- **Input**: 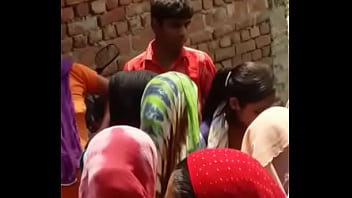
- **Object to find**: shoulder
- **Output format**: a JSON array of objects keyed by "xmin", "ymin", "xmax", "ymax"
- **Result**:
[
  {"xmin": 184, "ymin": 47, "xmax": 212, "ymax": 62},
  {"xmin": 124, "ymin": 52, "xmax": 147, "ymax": 70},
  {"xmin": 71, "ymin": 63, "xmax": 97, "ymax": 77},
  {"xmin": 184, "ymin": 47, "xmax": 216, "ymax": 74}
]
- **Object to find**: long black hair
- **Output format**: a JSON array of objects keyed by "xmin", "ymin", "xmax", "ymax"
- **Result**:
[
  {"xmin": 202, "ymin": 62, "xmax": 275, "ymax": 122},
  {"xmin": 172, "ymin": 158, "xmax": 196, "ymax": 198},
  {"xmin": 109, "ymin": 70, "xmax": 157, "ymax": 128}
]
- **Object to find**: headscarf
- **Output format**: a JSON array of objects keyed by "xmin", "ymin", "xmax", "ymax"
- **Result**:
[
  {"xmin": 61, "ymin": 58, "xmax": 82, "ymax": 185},
  {"xmin": 109, "ymin": 70, "xmax": 157, "ymax": 128},
  {"xmin": 140, "ymin": 71, "xmax": 200, "ymax": 196},
  {"xmin": 207, "ymin": 101, "xmax": 229, "ymax": 148},
  {"xmin": 187, "ymin": 148, "xmax": 286, "ymax": 198},
  {"xmin": 241, "ymin": 106, "xmax": 289, "ymax": 193},
  {"xmin": 79, "ymin": 125, "xmax": 158, "ymax": 198}
]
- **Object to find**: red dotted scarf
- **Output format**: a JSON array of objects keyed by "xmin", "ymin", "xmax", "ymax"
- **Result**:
[{"xmin": 187, "ymin": 148, "xmax": 286, "ymax": 198}]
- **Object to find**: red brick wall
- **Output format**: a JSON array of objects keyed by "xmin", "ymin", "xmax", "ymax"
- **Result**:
[{"xmin": 61, "ymin": 0, "xmax": 273, "ymax": 76}]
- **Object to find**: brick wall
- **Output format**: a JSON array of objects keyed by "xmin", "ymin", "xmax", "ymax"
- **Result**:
[
  {"xmin": 61, "ymin": 0, "xmax": 155, "ymax": 76},
  {"xmin": 61, "ymin": 0, "xmax": 288, "ymax": 101}
]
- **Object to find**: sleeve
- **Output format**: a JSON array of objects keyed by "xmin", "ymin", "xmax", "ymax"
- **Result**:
[
  {"xmin": 71, "ymin": 63, "xmax": 99, "ymax": 93},
  {"xmin": 200, "ymin": 53, "xmax": 217, "ymax": 101}
]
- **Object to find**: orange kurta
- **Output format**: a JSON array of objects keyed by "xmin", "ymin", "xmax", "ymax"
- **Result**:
[
  {"xmin": 69, "ymin": 63, "xmax": 99, "ymax": 149},
  {"xmin": 61, "ymin": 171, "xmax": 81, "ymax": 198}
]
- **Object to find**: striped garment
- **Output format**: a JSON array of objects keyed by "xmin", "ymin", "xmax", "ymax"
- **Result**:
[{"xmin": 140, "ymin": 71, "xmax": 200, "ymax": 197}]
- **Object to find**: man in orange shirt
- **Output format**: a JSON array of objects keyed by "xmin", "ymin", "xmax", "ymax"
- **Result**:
[{"xmin": 124, "ymin": 0, "xmax": 216, "ymax": 107}]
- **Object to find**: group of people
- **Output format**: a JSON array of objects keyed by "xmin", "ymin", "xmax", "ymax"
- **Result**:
[{"xmin": 61, "ymin": 0, "xmax": 289, "ymax": 198}]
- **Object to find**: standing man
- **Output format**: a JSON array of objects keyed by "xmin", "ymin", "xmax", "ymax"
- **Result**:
[{"xmin": 124, "ymin": 0, "xmax": 216, "ymax": 107}]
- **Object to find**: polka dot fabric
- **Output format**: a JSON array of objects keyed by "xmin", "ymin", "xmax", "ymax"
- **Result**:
[{"xmin": 187, "ymin": 148, "xmax": 286, "ymax": 198}]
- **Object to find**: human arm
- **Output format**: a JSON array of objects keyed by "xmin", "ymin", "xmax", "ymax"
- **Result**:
[{"xmin": 71, "ymin": 63, "xmax": 110, "ymax": 131}]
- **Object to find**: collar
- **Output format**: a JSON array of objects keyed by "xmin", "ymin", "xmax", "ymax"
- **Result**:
[{"xmin": 144, "ymin": 39, "xmax": 188, "ymax": 62}]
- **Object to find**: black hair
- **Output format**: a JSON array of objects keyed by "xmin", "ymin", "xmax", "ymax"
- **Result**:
[
  {"xmin": 173, "ymin": 158, "xmax": 196, "ymax": 198},
  {"xmin": 202, "ymin": 62, "xmax": 275, "ymax": 122},
  {"xmin": 85, "ymin": 94, "xmax": 107, "ymax": 133},
  {"xmin": 109, "ymin": 70, "xmax": 157, "ymax": 128},
  {"xmin": 151, "ymin": 0, "xmax": 194, "ymax": 23}
]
